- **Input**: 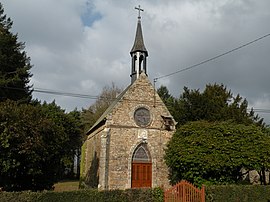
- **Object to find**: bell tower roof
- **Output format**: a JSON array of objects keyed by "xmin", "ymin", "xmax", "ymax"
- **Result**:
[
  {"xmin": 130, "ymin": 5, "xmax": 148, "ymax": 83},
  {"xmin": 130, "ymin": 6, "xmax": 148, "ymax": 56}
]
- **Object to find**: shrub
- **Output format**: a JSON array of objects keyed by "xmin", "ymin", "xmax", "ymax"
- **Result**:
[
  {"xmin": 206, "ymin": 185, "xmax": 270, "ymax": 202},
  {"xmin": 0, "ymin": 187, "xmax": 164, "ymax": 202}
]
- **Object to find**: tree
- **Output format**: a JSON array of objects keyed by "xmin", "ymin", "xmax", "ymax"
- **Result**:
[
  {"xmin": 82, "ymin": 83, "xmax": 122, "ymax": 132},
  {"xmin": 165, "ymin": 121, "xmax": 270, "ymax": 186},
  {"xmin": 157, "ymin": 85, "xmax": 177, "ymax": 116},
  {"xmin": 0, "ymin": 4, "xmax": 84, "ymax": 190},
  {"xmin": 0, "ymin": 100, "xmax": 84, "ymax": 191},
  {"xmin": 37, "ymin": 101, "xmax": 84, "ymax": 179},
  {"xmin": 158, "ymin": 83, "xmax": 264, "ymax": 126},
  {"xmin": 0, "ymin": 101, "xmax": 62, "ymax": 190},
  {"xmin": 67, "ymin": 109, "xmax": 85, "ymax": 178},
  {"xmin": 0, "ymin": 3, "xmax": 32, "ymax": 103}
]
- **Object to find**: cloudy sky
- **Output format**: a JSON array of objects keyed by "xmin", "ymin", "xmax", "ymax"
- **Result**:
[{"xmin": 2, "ymin": 0, "xmax": 270, "ymax": 123}]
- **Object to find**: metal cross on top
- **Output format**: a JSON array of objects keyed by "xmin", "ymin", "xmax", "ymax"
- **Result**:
[{"xmin": 135, "ymin": 5, "xmax": 144, "ymax": 19}]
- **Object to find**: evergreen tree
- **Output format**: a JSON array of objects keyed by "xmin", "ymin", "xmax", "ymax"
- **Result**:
[
  {"xmin": 157, "ymin": 85, "xmax": 177, "ymax": 115},
  {"xmin": 36, "ymin": 101, "xmax": 84, "ymax": 180},
  {"xmin": 0, "ymin": 100, "xmax": 61, "ymax": 191},
  {"xmin": 158, "ymin": 83, "xmax": 264, "ymax": 127},
  {"xmin": 0, "ymin": 100, "xmax": 84, "ymax": 191},
  {"xmin": 0, "ymin": 3, "xmax": 32, "ymax": 102}
]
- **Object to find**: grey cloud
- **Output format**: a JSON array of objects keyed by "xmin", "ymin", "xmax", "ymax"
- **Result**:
[{"xmin": 2, "ymin": 0, "xmax": 270, "ymax": 122}]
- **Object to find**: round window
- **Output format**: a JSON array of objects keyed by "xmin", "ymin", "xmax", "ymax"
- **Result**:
[{"xmin": 134, "ymin": 107, "xmax": 151, "ymax": 127}]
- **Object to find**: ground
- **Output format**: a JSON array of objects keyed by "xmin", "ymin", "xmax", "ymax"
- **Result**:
[{"xmin": 53, "ymin": 180, "xmax": 79, "ymax": 192}]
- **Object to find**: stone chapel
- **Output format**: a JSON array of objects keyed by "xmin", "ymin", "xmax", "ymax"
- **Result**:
[{"xmin": 81, "ymin": 7, "xmax": 176, "ymax": 190}]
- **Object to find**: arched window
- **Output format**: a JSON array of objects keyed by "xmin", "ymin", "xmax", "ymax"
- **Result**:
[
  {"xmin": 132, "ymin": 55, "xmax": 137, "ymax": 73},
  {"xmin": 139, "ymin": 55, "xmax": 144, "ymax": 73},
  {"xmin": 132, "ymin": 144, "xmax": 151, "ymax": 163}
]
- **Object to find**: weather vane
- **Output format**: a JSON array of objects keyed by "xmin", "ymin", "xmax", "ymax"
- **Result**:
[{"xmin": 135, "ymin": 5, "xmax": 144, "ymax": 19}]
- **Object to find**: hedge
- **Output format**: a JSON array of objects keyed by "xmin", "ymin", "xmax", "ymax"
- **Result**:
[
  {"xmin": 2, "ymin": 185, "xmax": 270, "ymax": 202},
  {"xmin": 0, "ymin": 187, "xmax": 163, "ymax": 202},
  {"xmin": 206, "ymin": 185, "xmax": 270, "ymax": 202}
]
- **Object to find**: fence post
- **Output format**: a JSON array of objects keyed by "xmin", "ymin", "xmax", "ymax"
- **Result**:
[
  {"xmin": 183, "ymin": 181, "xmax": 186, "ymax": 202},
  {"xmin": 201, "ymin": 185, "xmax": 205, "ymax": 202}
]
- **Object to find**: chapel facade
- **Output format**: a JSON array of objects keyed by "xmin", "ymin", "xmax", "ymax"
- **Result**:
[{"xmin": 80, "ymin": 7, "xmax": 176, "ymax": 190}]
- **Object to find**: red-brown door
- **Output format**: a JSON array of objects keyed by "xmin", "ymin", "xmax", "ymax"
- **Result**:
[{"xmin": 131, "ymin": 162, "xmax": 152, "ymax": 188}]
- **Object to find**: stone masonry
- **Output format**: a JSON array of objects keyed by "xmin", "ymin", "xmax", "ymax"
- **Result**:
[{"xmin": 82, "ymin": 73, "xmax": 176, "ymax": 190}]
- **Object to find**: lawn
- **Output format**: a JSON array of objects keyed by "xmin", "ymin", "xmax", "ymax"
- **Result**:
[{"xmin": 53, "ymin": 180, "xmax": 79, "ymax": 192}]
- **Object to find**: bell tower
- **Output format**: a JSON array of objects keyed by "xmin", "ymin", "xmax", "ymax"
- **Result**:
[{"xmin": 130, "ymin": 5, "xmax": 148, "ymax": 83}]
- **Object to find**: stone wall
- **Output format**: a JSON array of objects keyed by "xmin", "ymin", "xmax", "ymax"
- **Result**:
[
  {"xmin": 105, "ymin": 125, "xmax": 172, "ymax": 190},
  {"xmin": 83, "ymin": 129, "xmax": 102, "ymax": 188},
  {"xmin": 104, "ymin": 74, "xmax": 175, "ymax": 189},
  {"xmin": 83, "ymin": 73, "xmax": 176, "ymax": 190}
]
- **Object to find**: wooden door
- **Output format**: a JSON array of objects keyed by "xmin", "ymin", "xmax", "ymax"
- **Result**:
[{"xmin": 131, "ymin": 162, "xmax": 152, "ymax": 188}]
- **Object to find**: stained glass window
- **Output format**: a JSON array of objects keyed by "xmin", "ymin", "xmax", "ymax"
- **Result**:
[{"xmin": 132, "ymin": 144, "xmax": 151, "ymax": 162}]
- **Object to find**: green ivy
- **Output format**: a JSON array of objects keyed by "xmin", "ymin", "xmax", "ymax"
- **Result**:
[{"xmin": 79, "ymin": 141, "xmax": 87, "ymax": 188}]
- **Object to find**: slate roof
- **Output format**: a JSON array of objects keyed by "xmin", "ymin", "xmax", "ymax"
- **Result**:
[{"xmin": 130, "ymin": 19, "xmax": 148, "ymax": 56}]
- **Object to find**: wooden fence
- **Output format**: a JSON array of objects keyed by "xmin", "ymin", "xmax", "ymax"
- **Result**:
[{"xmin": 164, "ymin": 180, "xmax": 205, "ymax": 202}]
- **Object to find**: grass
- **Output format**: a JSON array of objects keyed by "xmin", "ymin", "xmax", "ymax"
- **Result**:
[{"xmin": 53, "ymin": 180, "xmax": 79, "ymax": 192}]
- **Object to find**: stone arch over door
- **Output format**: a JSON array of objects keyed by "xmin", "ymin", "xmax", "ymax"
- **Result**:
[{"xmin": 131, "ymin": 143, "xmax": 152, "ymax": 188}]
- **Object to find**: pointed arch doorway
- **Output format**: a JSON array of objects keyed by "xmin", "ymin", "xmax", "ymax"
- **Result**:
[{"xmin": 131, "ymin": 143, "xmax": 152, "ymax": 188}]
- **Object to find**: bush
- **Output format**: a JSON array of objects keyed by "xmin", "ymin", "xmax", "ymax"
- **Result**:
[
  {"xmin": 3, "ymin": 185, "xmax": 270, "ymax": 202},
  {"xmin": 0, "ymin": 191, "xmax": 40, "ymax": 202},
  {"xmin": 206, "ymin": 185, "xmax": 270, "ymax": 202},
  {"xmin": 0, "ymin": 187, "xmax": 164, "ymax": 202},
  {"xmin": 165, "ymin": 121, "xmax": 270, "ymax": 186}
]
